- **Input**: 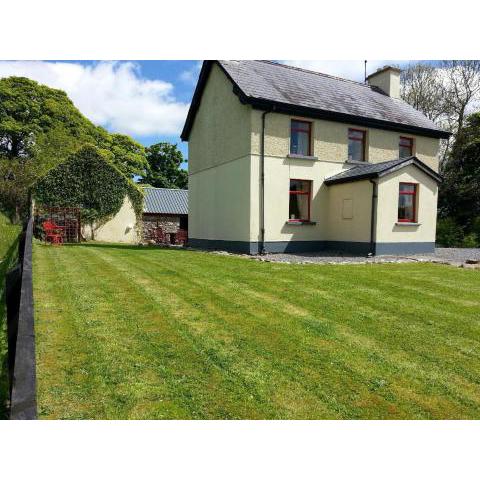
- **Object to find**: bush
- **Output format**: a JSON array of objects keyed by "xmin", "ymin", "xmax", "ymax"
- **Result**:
[
  {"xmin": 462, "ymin": 233, "xmax": 479, "ymax": 248},
  {"xmin": 472, "ymin": 217, "xmax": 480, "ymax": 240},
  {"xmin": 436, "ymin": 217, "xmax": 464, "ymax": 247}
]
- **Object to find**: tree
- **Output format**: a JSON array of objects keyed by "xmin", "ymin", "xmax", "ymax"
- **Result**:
[
  {"xmin": 140, "ymin": 142, "xmax": 188, "ymax": 189},
  {"xmin": 439, "ymin": 112, "xmax": 480, "ymax": 235},
  {"xmin": 441, "ymin": 60, "xmax": 480, "ymax": 136},
  {"xmin": 0, "ymin": 157, "xmax": 37, "ymax": 222},
  {"xmin": 401, "ymin": 63, "xmax": 446, "ymax": 123},
  {"xmin": 0, "ymin": 76, "xmax": 148, "ymax": 221},
  {"xmin": 401, "ymin": 61, "xmax": 480, "ymax": 162}
]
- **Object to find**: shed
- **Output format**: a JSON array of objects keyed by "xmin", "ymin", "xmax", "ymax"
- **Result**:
[{"xmin": 142, "ymin": 187, "xmax": 188, "ymax": 243}]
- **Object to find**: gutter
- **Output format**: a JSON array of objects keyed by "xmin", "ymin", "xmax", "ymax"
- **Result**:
[{"xmin": 369, "ymin": 179, "xmax": 378, "ymax": 256}]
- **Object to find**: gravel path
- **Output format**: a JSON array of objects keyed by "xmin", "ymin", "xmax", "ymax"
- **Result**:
[{"xmin": 258, "ymin": 248, "xmax": 480, "ymax": 265}]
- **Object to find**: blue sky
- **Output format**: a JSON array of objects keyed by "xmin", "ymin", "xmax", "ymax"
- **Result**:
[{"xmin": 0, "ymin": 60, "xmax": 418, "ymax": 168}]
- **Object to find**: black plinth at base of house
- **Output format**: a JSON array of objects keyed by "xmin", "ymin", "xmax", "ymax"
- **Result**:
[{"xmin": 188, "ymin": 238, "xmax": 435, "ymax": 256}]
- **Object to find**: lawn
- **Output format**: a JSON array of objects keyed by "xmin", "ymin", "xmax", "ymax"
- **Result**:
[
  {"xmin": 33, "ymin": 242, "xmax": 480, "ymax": 419},
  {"xmin": 0, "ymin": 212, "xmax": 22, "ymax": 418}
]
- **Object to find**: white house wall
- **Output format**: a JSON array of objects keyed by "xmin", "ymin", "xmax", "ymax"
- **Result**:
[{"xmin": 375, "ymin": 165, "xmax": 438, "ymax": 253}]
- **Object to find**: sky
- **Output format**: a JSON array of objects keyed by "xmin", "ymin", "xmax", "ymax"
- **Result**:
[{"xmin": 0, "ymin": 60, "xmax": 412, "ymax": 165}]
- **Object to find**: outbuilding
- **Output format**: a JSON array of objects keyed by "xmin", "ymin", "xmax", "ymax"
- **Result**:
[{"xmin": 142, "ymin": 187, "xmax": 188, "ymax": 244}]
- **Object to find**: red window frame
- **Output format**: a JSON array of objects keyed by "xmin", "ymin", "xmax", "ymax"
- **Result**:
[
  {"xmin": 399, "ymin": 136, "xmax": 414, "ymax": 158},
  {"xmin": 290, "ymin": 120, "xmax": 312, "ymax": 156},
  {"xmin": 289, "ymin": 179, "xmax": 312, "ymax": 222},
  {"xmin": 348, "ymin": 128, "xmax": 366, "ymax": 162},
  {"xmin": 398, "ymin": 182, "xmax": 418, "ymax": 222}
]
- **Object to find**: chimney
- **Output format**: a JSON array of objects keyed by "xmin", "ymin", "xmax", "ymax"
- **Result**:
[{"xmin": 366, "ymin": 65, "xmax": 401, "ymax": 99}]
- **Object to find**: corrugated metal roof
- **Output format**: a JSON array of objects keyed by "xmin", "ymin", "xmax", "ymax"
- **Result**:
[
  {"xmin": 143, "ymin": 187, "xmax": 188, "ymax": 214},
  {"xmin": 324, "ymin": 156, "xmax": 442, "ymax": 185}
]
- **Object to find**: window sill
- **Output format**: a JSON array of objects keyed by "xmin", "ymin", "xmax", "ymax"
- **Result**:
[
  {"xmin": 285, "ymin": 221, "xmax": 317, "ymax": 226},
  {"xmin": 345, "ymin": 160, "xmax": 369, "ymax": 165},
  {"xmin": 287, "ymin": 154, "xmax": 318, "ymax": 161},
  {"xmin": 395, "ymin": 222, "xmax": 421, "ymax": 226}
]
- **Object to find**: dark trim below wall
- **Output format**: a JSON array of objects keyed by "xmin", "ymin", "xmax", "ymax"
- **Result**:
[
  {"xmin": 188, "ymin": 238, "xmax": 435, "ymax": 256},
  {"xmin": 188, "ymin": 238, "xmax": 259, "ymax": 255},
  {"xmin": 374, "ymin": 242, "xmax": 435, "ymax": 255}
]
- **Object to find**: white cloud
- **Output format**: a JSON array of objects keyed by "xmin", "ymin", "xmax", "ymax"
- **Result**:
[
  {"xmin": 0, "ymin": 61, "xmax": 189, "ymax": 137},
  {"xmin": 282, "ymin": 60, "xmax": 399, "ymax": 82},
  {"xmin": 179, "ymin": 61, "xmax": 202, "ymax": 84}
]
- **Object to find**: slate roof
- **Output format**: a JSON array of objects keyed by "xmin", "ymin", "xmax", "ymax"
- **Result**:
[
  {"xmin": 181, "ymin": 60, "xmax": 451, "ymax": 141},
  {"xmin": 143, "ymin": 187, "xmax": 188, "ymax": 215},
  {"xmin": 324, "ymin": 156, "xmax": 443, "ymax": 185}
]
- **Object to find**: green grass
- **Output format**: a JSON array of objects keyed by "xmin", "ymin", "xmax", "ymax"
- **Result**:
[
  {"xmin": 33, "ymin": 242, "xmax": 480, "ymax": 419},
  {"xmin": 0, "ymin": 212, "xmax": 22, "ymax": 418}
]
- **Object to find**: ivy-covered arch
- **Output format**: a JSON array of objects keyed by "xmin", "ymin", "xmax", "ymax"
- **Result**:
[{"xmin": 34, "ymin": 145, "xmax": 144, "ymax": 235}]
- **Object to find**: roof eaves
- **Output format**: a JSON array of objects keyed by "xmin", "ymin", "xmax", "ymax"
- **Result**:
[
  {"xmin": 324, "ymin": 156, "xmax": 443, "ymax": 186},
  {"xmin": 323, "ymin": 171, "xmax": 378, "ymax": 186},
  {"xmin": 376, "ymin": 157, "xmax": 443, "ymax": 183},
  {"xmin": 246, "ymin": 97, "xmax": 451, "ymax": 139}
]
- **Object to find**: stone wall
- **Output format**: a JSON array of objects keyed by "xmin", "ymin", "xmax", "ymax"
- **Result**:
[{"xmin": 142, "ymin": 214, "xmax": 181, "ymax": 242}]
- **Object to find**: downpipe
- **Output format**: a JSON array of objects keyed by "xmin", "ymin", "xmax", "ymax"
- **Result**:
[
  {"xmin": 369, "ymin": 179, "xmax": 378, "ymax": 257},
  {"xmin": 259, "ymin": 110, "xmax": 271, "ymax": 255}
]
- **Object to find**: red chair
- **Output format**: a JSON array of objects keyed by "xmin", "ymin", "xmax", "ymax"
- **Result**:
[
  {"xmin": 43, "ymin": 221, "xmax": 65, "ymax": 245},
  {"xmin": 176, "ymin": 229, "xmax": 188, "ymax": 246}
]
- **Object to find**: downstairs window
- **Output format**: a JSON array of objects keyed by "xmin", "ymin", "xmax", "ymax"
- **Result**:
[
  {"xmin": 289, "ymin": 179, "xmax": 311, "ymax": 222},
  {"xmin": 398, "ymin": 183, "xmax": 418, "ymax": 222}
]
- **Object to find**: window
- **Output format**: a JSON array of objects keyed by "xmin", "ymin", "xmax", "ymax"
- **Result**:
[
  {"xmin": 289, "ymin": 179, "xmax": 311, "ymax": 222},
  {"xmin": 348, "ymin": 129, "xmax": 366, "ymax": 162},
  {"xmin": 398, "ymin": 183, "xmax": 417, "ymax": 222},
  {"xmin": 290, "ymin": 120, "xmax": 312, "ymax": 156},
  {"xmin": 399, "ymin": 137, "xmax": 414, "ymax": 158}
]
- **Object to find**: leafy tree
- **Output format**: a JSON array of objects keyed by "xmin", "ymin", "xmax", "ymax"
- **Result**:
[
  {"xmin": 401, "ymin": 63, "xmax": 446, "ymax": 123},
  {"xmin": 140, "ymin": 142, "xmax": 188, "ymax": 189},
  {"xmin": 439, "ymin": 112, "xmax": 480, "ymax": 236},
  {"xmin": 435, "ymin": 217, "xmax": 464, "ymax": 247},
  {"xmin": 0, "ymin": 76, "xmax": 147, "ymax": 221},
  {"xmin": 103, "ymin": 133, "xmax": 147, "ymax": 179},
  {"xmin": 401, "ymin": 61, "xmax": 480, "ymax": 163},
  {"xmin": 0, "ymin": 158, "xmax": 37, "ymax": 222}
]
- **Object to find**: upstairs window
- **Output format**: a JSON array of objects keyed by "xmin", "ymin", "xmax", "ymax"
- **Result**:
[
  {"xmin": 348, "ymin": 129, "xmax": 366, "ymax": 162},
  {"xmin": 399, "ymin": 136, "xmax": 414, "ymax": 158},
  {"xmin": 289, "ymin": 179, "xmax": 311, "ymax": 222},
  {"xmin": 290, "ymin": 120, "xmax": 312, "ymax": 156},
  {"xmin": 398, "ymin": 183, "xmax": 418, "ymax": 222}
]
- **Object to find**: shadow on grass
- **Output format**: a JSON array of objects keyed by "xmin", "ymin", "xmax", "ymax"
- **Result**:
[
  {"xmin": 45, "ymin": 242, "xmax": 198, "ymax": 254},
  {"xmin": 0, "ymin": 237, "xmax": 20, "ymax": 419}
]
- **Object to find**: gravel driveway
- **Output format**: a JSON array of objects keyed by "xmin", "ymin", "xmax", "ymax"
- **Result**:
[{"xmin": 258, "ymin": 248, "xmax": 480, "ymax": 265}]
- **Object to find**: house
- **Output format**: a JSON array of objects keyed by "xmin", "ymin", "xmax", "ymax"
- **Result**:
[
  {"xmin": 78, "ymin": 187, "xmax": 188, "ymax": 244},
  {"xmin": 181, "ymin": 60, "xmax": 450, "ymax": 255}
]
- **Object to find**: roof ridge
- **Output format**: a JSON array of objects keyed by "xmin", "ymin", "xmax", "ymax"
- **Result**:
[
  {"xmin": 142, "ymin": 186, "xmax": 188, "ymax": 192},
  {"xmin": 254, "ymin": 60, "xmax": 373, "ymax": 89}
]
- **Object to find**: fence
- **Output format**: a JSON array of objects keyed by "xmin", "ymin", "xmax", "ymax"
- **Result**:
[
  {"xmin": 6, "ymin": 216, "xmax": 37, "ymax": 419},
  {"xmin": 34, "ymin": 206, "xmax": 82, "ymax": 243}
]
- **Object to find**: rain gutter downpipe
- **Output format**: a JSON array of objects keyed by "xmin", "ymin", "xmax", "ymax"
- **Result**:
[
  {"xmin": 259, "ymin": 109, "xmax": 272, "ymax": 255},
  {"xmin": 369, "ymin": 179, "xmax": 378, "ymax": 256}
]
